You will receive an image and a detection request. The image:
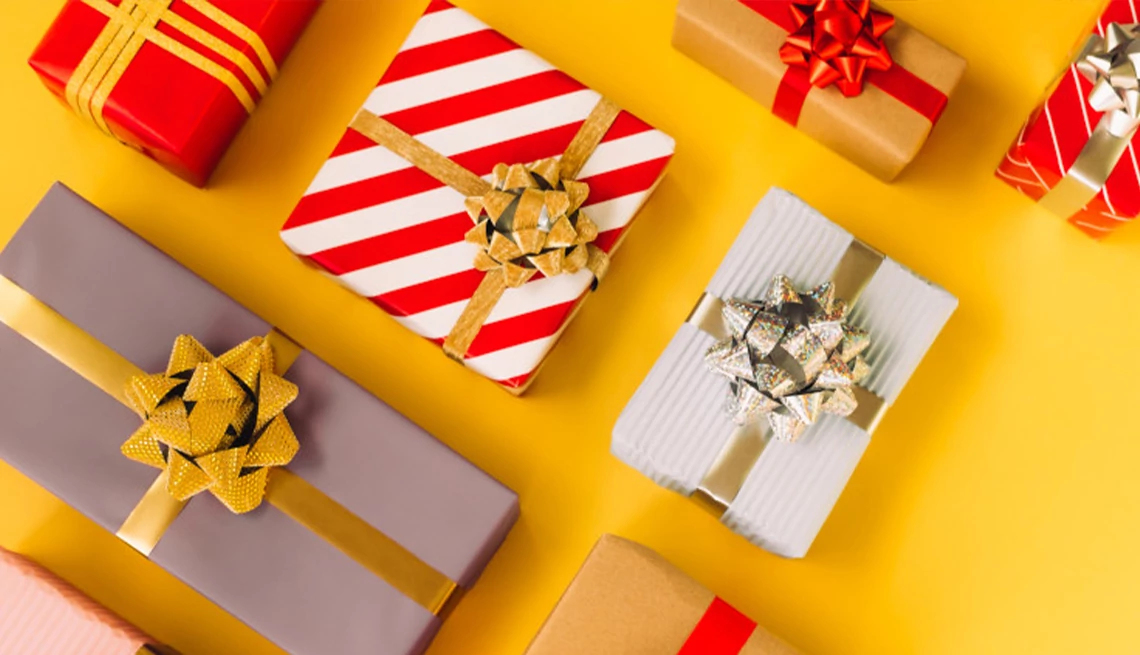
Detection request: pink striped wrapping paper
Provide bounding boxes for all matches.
[0,548,158,655]
[280,0,675,393]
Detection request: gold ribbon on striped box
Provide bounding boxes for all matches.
[66,0,278,137]
[349,97,621,362]
[0,274,459,617]
[686,239,890,517]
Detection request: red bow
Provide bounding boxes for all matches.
[778,0,895,97]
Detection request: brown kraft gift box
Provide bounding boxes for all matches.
[674,0,966,181]
[525,535,800,655]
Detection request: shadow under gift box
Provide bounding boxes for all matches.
[0,547,170,655]
[0,184,518,655]
[279,0,675,395]
[29,0,320,186]
[614,189,957,558]
[673,0,965,181]
[524,535,800,655]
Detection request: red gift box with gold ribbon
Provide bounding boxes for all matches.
[674,0,966,181]
[996,0,1140,239]
[28,0,319,186]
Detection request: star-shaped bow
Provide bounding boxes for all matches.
[704,275,872,442]
[1078,22,1140,138]
[121,335,299,514]
[779,0,895,97]
[463,159,607,289]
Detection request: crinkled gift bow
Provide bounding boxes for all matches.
[704,275,872,442]
[463,160,608,289]
[1078,22,1140,138]
[778,0,896,97]
[121,335,299,514]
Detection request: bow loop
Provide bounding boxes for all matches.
[704,276,873,443]
[464,160,607,288]
[1078,22,1140,138]
[121,335,299,514]
[782,0,896,97]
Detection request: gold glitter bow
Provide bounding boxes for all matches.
[704,275,871,443]
[121,335,299,514]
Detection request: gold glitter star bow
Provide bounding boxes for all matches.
[121,335,299,514]
[704,275,872,442]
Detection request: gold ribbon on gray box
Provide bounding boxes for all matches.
[686,240,889,517]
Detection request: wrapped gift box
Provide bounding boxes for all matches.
[996,0,1140,239]
[674,0,965,181]
[280,0,675,394]
[0,548,166,655]
[524,535,799,655]
[0,184,518,655]
[613,189,956,558]
[29,0,320,186]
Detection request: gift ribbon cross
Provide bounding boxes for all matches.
[0,274,459,616]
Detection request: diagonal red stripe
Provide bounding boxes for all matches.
[424,0,456,15]
[424,300,580,358]
[381,29,517,85]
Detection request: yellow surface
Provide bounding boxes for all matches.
[0,1,1135,654]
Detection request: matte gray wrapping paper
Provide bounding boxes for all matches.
[613,188,956,558]
[0,183,519,655]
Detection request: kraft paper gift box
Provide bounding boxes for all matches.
[524,535,800,655]
[613,189,957,558]
[673,0,966,181]
[996,0,1140,239]
[0,548,169,655]
[29,0,320,186]
[280,0,676,394]
[0,183,518,655]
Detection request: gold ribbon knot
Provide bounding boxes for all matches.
[121,335,299,514]
[704,275,871,443]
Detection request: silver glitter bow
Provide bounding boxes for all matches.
[704,275,872,443]
[1078,22,1140,138]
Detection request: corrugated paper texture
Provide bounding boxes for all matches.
[613,189,956,558]
[0,183,518,655]
[524,535,799,655]
[0,548,155,655]
[673,0,965,181]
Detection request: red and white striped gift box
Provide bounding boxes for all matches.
[996,0,1140,239]
[281,0,675,392]
[0,548,157,655]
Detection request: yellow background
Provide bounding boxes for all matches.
[0,1,1136,653]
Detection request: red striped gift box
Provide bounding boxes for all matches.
[996,0,1140,239]
[280,0,675,392]
[0,548,159,655]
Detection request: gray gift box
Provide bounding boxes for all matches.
[0,183,518,655]
[613,188,956,558]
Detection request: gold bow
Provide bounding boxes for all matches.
[121,335,299,514]
[1040,22,1140,218]
[704,276,871,443]
[464,160,606,287]
[66,0,277,137]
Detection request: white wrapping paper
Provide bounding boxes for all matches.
[613,188,957,558]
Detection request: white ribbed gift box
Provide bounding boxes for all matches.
[613,188,957,558]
